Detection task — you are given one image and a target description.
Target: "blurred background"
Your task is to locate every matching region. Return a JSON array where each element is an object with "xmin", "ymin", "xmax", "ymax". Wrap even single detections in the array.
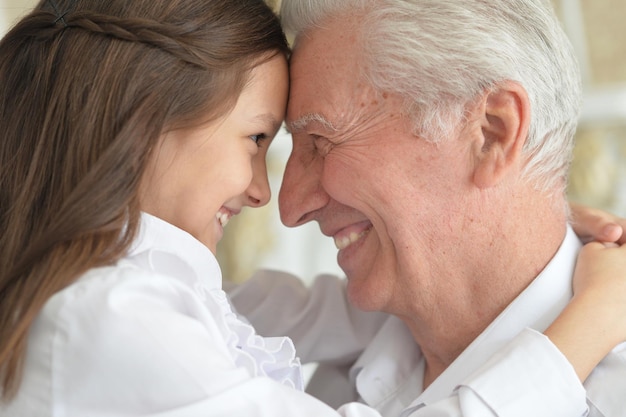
[{"xmin": 2, "ymin": 0, "xmax": 625, "ymax": 284}]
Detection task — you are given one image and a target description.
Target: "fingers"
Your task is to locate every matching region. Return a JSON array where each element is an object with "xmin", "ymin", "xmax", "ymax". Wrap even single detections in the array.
[
  {"xmin": 599, "ymin": 224, "xmax": 624, "ymax": 243},
  {"xmin": 601, "ymin": 241, "xmax": 620, "ymax": 249},
  {"xmin": 570, "ymin": 203, "xmax": 625, "ymax": 244}
]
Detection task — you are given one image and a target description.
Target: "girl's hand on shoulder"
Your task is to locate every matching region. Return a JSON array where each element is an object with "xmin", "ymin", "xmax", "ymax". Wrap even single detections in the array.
[
  {"xmin": 546, "ymin": 239, "xmax": 626, "ymax": 381},
  {"xmin": 573, "ymin": 240, "xmax": 626, "ymax": 345},
  {"xmin": 570, "ymin": 202, "xmax": 626, "ymax": 244}
]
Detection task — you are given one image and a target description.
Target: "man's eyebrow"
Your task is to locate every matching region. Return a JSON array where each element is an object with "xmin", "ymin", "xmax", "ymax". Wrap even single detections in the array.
[{"xmin": 286, "ymin": 113, "xmax": 338, "ymax": 134}]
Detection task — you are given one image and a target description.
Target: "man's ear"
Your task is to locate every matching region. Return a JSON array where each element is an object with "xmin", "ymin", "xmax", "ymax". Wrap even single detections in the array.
[{"xmin": 471, "ymin": 81, "xmax": 530, "ymax": 189}]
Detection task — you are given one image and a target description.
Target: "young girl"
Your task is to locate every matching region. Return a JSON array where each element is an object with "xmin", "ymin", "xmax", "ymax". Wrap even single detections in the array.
[{"xmin": 0, "ymin": 0, "xmax": 624, "ymax": 416}]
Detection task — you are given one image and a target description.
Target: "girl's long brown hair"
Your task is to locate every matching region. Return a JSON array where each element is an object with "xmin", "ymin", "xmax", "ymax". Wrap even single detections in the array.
[{"xmin": 0, "ymin": 0, "xmax": 288, "ymax": 398}]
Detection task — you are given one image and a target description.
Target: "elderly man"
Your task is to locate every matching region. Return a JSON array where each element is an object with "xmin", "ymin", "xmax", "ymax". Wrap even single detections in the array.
[{"xmin": 230, "ymin": 0, "xmax": 626, "ymax": 415}]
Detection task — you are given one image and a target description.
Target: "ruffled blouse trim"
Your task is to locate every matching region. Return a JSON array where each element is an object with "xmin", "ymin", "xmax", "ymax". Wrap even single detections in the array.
[
  {"xmin": 208, "ymin": 289, "xmax": 303, "ymax": 391},
  {"xmin": 132, "ymin": 213, "xmax": 303, "ymax": 391}
]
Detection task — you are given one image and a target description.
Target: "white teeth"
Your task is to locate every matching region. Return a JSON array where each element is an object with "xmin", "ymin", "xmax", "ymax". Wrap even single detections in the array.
[
  {"xmin": 334, "ymin": 231, "xmax": 366, "ymax": 250},
  {"xmin": 216, "ymin": 211, "xmax": 231, "ymax": 227}
]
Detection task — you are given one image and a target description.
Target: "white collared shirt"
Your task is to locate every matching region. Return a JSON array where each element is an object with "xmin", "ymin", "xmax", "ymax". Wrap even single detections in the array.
[
  {"xmin": 232, "ymin": 225, "xmax": 626, "ymax": 416},
  {"xmin": 350, "ymin": 226, "xmax": 625, "ymax": 417}
]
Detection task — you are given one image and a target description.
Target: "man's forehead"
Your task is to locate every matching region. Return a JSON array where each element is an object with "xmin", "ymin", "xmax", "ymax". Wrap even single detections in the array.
[
  {"xmin": 286, "ymin": 18, "xmax": 395, "ymax": 137},
  {"xmin": 290, "ymin": 18, "xmax": 360, "ymax": 73}
]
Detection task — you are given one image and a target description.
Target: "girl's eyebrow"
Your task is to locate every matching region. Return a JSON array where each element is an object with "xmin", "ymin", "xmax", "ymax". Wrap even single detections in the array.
[{"xmin": 252, "ymin": 113, "xmax": 282, "ymax": 134}]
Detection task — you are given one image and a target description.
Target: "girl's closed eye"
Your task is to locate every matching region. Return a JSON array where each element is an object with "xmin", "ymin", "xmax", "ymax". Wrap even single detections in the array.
[{"xmin": 249, "ymin": 133, "xmax": 268, "ymax": 147}]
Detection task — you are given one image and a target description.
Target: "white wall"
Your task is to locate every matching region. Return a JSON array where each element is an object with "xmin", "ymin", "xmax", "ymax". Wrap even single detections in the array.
[{"xmin": 0, "ymin": 0, "xmax": 36, "ymax": 35}]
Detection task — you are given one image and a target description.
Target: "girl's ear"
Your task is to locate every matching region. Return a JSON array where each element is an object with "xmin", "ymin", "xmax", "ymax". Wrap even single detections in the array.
[{"xmin": 471, "ymin": 81, "xmax": 531, "ymax": 189}]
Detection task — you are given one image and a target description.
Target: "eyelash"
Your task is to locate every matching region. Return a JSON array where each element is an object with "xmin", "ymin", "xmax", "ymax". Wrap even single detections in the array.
[{"xmin": 249, "ymin": 133, "xmax": 268, "ymax": 147}]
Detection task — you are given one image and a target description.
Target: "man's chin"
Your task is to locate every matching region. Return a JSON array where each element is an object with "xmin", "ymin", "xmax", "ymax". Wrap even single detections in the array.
[{"xmin": 345, "ymin": 275, "xmax": 388, "ymax": 312}]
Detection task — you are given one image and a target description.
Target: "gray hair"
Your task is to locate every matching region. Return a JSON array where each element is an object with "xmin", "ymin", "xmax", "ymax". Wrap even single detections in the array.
[{"xmin": 281, "ymin": 0, "xmax": 582, "ymax": 193}]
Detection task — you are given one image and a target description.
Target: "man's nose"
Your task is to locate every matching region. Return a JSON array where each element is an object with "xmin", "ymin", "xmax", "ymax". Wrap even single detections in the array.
[{"xmin": 278, "ymin": 145, "xmax": 329, "ymax": 227}]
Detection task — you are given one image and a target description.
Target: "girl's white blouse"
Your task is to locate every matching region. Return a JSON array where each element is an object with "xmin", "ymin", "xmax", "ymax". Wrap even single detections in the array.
[{"xmin": 2, "ymin": 213, "xmax": 316, "ymax": 416}]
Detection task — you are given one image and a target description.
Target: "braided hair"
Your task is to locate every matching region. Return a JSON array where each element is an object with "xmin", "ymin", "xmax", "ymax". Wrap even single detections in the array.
[{"xmin": 0, "ymin": 0, "xmax": 289, "ymax": 398}]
